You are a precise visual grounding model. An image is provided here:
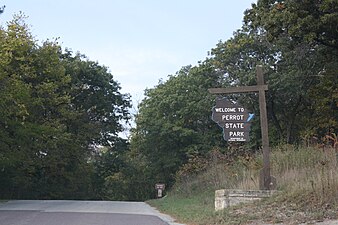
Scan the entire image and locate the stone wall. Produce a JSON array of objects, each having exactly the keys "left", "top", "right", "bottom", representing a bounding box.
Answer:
[{"left": 215, "top": 189, "right": 277, "bottom": 211}]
